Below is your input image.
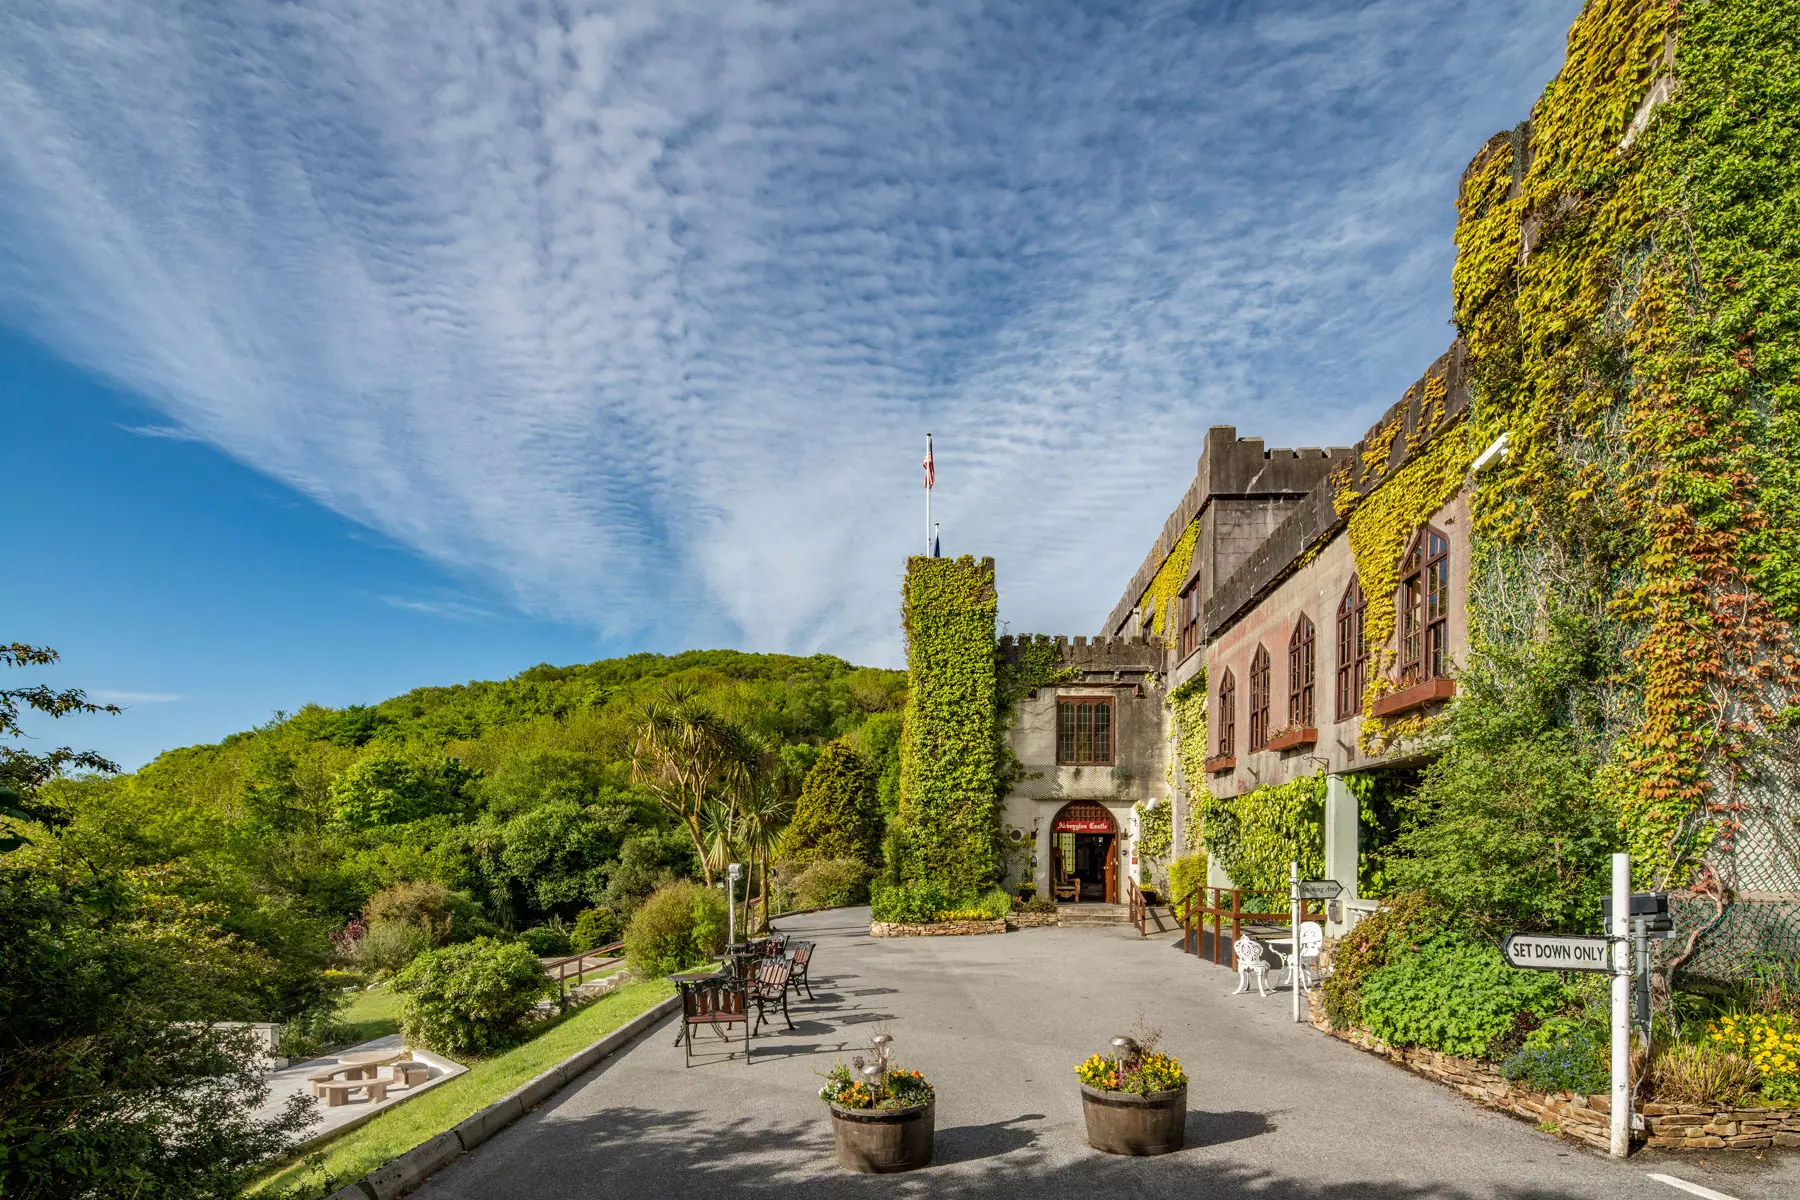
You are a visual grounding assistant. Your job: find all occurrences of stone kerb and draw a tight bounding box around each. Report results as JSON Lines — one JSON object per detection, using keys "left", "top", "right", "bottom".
{"left": 869, "top": 918, "right": 1006, "bottom": 937}
{"left": 1305, "top": 993, "right": 1800, "bottom": 1151}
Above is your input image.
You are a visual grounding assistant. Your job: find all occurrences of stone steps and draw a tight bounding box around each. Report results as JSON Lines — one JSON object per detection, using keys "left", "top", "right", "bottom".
{"left": 1056, "top": 904, "right": 1131, "bottom": 927}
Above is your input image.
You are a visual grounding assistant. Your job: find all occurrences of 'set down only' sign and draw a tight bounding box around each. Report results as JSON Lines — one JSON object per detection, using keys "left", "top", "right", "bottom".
{"left": 1501, "top": 933, "right": 1612, "bottom": 973}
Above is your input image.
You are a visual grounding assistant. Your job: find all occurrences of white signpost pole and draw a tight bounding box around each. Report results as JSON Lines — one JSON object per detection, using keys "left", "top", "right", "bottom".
{"left": 1291, "top": 860, "right": 1303, "bottom": 1024}
{"left": 1610, "top": 852, "right": 1631, "bottom": 1159}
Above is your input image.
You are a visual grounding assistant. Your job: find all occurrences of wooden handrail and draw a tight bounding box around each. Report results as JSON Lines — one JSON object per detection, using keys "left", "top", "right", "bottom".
{"left": 542, "top": 942, "right": 625, "bottom": 996}
{"left": 1176, "top": 887, "right": 1325, "bottom": 965}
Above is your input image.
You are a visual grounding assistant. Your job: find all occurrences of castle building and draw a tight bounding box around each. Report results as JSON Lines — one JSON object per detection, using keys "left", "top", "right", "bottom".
{"left": 1002, "top": 343, "right": 1476, "bottom": 932}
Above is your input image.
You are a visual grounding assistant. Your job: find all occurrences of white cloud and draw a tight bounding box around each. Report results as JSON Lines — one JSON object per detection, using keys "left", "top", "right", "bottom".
{"left": 0, "top": 0, "right": 1583, "bottom": 664}
{"left": 376, "top": 594, "right": 498, "bottom": 622}
{"left": 89, "top": 690, "right": 183, "bottom": 705}
{"left": 115, "top": 423, "right": 200, "bottom": 441}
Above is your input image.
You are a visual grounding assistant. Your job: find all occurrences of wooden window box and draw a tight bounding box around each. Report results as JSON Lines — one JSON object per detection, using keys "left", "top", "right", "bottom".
{"left": 1371, "top": 676, "right": 1457, "bottom": 717}
{"left": 1204, "top": 754, "right": 1236, "bottom": 774}
{"left": 1266, "top": 726, "right": 1317, "bottom": 752}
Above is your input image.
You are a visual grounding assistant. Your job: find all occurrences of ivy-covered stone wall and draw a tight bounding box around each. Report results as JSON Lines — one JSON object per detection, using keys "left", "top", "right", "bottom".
{"left": 897, "top": 555, "right": 1002, "bottom": 896}
{"left": 1452, "top": 0, "right": 1800, "bottom": 901}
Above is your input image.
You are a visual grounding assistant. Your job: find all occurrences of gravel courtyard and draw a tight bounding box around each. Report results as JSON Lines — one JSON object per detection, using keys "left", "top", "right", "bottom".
{"left": 411, "top": 907, "right": 1796, "bottom": 1200}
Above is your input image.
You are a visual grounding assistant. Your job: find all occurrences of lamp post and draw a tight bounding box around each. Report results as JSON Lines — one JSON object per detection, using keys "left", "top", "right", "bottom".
{"left": 728, "top": 861, "right": 744, "bottom": 946}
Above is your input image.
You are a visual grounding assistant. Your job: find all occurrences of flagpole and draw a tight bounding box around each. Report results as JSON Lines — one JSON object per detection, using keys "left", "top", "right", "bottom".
{"left": 925, "top": 433, "right": 933, "bottom": 557}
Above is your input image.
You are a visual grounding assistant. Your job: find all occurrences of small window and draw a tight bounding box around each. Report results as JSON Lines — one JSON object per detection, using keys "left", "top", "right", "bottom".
{"left": 1216, "top": 669, "right": 1236, "bottom": 758}
{"left": 1248, "top": 644, "right": 1272, "bottom": 750}
{"left": 1288, "top": 615, "right": 1316, "bottom": 728}
{"left": 1057, "top": 697, "right": 1114, "bottom": 765}
{"left": 1399, "top": 528, "right": 1451, "bottom": 685}
{"left": 1178, "top": 580, "right": 1201, "bottom": 661}
{"left": 1336, "top": 578, "right": 1368, "bottom": 718}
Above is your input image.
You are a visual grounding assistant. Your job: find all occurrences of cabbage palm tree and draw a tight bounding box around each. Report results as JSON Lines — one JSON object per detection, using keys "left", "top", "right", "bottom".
{"left": 629, "top": 681, "right": 760, "bottom": 886}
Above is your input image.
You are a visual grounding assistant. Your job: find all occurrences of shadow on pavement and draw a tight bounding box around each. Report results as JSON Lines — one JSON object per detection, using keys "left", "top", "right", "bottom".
{"left": 456, "top": 1103, "right": 1620, "bottom": 1200}
{"left": 933, "top": 1113, "right": 1045, "bottom": 1164}
{"left": 1185, "top": 1109, "right": 1273, "bottom": 1149}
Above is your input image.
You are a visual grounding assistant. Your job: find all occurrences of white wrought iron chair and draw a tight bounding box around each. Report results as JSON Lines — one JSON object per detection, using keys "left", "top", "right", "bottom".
{"left": 1270, "top": 921, "right": 1324, "bottom": 993}
{"left": 1232, "top": 934, "right": 1271, "bottom": 997}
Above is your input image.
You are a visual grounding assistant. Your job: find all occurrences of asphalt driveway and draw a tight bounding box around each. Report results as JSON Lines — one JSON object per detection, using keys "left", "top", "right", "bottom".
{"left": 411, "top": 906, "right": 1797, "bottom": 1200}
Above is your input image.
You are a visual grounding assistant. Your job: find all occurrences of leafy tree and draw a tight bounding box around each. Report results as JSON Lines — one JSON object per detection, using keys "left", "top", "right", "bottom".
{"left": 628, "top": 681, "right": 762, "bottom": 884}
{"left": 602, "top": 831, "right": 697, "bottom": 915}
{"left": 1384, "top": 612, "right": 1620, "bottom": 933}
{"left": 777, "top": 741, "right": 881, "bottom": 867}
{"left": 496, "top": 798, "right": 633, "bottom": 915}
{"left": 329, "top": 748, "right": 474, "bottom": 829}
{"left": 0, "top": 644, "right": 312, "bottom": 1197}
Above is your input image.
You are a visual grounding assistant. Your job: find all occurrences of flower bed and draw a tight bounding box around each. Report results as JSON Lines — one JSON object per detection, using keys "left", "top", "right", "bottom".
{"left": 1309, "top": 994, "right": 1800, "bottom": 1151}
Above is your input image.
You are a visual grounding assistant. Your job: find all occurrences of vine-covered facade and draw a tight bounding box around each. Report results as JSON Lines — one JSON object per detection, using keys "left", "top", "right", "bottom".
{"left": 903, "top": 3, "right": 1799, "bottom": 972}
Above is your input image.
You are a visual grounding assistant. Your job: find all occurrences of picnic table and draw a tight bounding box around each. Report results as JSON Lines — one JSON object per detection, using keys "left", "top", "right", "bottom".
{"left": 309, "top": 1050, "right": 410, "bottom": 1107}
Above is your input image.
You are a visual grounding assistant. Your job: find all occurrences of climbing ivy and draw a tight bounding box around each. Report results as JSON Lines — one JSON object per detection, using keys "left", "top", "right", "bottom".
{"left": 1337, "top": 419, "right": 1472, "bottom": 751}
{"left": 1165, "top": 671, "right": 1208, "bottom": 851}
{"left": 1195, "top": 771, "right": 1326, "bottom": 898}
{"left": 1450, "top": 0, "right": 1800, "bottom": 883}
{"left": 1138, "top": 519, "right": 1200, "bottom": 638}
{"left": 896, "top": 556, "right": 1002, "bottom": 897}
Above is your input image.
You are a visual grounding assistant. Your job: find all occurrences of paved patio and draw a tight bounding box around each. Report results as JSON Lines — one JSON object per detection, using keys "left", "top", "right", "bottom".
{"left": 412, "top": 907, "right": 1797, "bottom": 1200}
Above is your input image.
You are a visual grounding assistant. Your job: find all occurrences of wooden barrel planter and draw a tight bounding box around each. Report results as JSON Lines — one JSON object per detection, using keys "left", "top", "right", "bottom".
{"left": 1079, "top": 1083, "right": 1187, "bottom": 1156}
{"left": 829, "top": 1099, "right": 935, "bottom": 1172}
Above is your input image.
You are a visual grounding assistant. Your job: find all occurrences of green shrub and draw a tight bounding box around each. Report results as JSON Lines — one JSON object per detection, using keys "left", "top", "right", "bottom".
{"left": 362, "top": 881, "right": 491, "bottom": 945}
{"left": 1651, "top": 1040, "right": 1761, "bottom": 1106}
{"left": 1167, "top": 853, "right": 1208, "bottom": 906}
{"left": 356, "top": 918, "right": 432, "bottom": 976}
{"left": 870, "top": 880, "right": 954, "bottom": 923}
{"left": 1360, "top": 932, "right": 1572, "bottom": 1059}
{"left": 570, "top": 906, "right": 620, "bottom": 952}
{"left": 390, "top": 937, "right": 555, "bottom": 1057}
{"left": 792, "top": 858, "right": 874, "bottom": 909}
{"left": 777, "top": 742, "right": 883, "bottom": 866}
{"left": 1500, "top": 1016, "right": 1609, "bottom": 1095}
{"left": 622, "top": 881, "right": 728, "bottom": 978}
{"left": 1320, "top": 891, "right": 1447, "bottom": 1029}
{"left": 518, "top": 926, "right": 571, "bottom": 958}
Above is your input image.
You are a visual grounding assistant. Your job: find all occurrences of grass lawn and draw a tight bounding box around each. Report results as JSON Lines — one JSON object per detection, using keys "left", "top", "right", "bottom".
{"left": 339, "top": 985, "right": 404, "bottom": 1045}
{"left": 251, "top": 978, "right": 675, "bottom": 1198}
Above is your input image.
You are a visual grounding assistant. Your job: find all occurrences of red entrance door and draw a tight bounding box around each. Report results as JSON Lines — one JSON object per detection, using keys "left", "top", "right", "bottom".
{"left": 1051, "top": 801, "right": 1118, "bottom": 904}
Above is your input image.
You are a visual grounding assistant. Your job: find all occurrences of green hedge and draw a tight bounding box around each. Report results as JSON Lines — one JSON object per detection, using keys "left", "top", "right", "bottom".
{"left": 896, "top": 556, "right": 1000, "bottom": 896}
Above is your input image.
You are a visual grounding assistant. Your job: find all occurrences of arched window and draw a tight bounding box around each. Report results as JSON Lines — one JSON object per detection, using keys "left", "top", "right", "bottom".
{"left": 1336, "top": 578, "right": 1367, "bottom": 718}
{"left": 1248, "top": 644, "right": 1272, "bottom": 750}
{"left": 1399, "top": 527, "right": 1451, "bottom": 684}
{"left": 1216, "top": 669, "right": 1236, "bottom": 758}
{"left": 1288, "top": 615, "right": 1315, "bottom": 728}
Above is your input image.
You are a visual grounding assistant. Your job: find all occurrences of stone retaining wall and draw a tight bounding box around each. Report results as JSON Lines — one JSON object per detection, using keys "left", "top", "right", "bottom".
{"left": 869, "top": 919, "right": 1006, "bottom": 937}
{"left": 1307, "top": 995, "right": 1800, "bottom": 1151}
{"left": 1005, "top": 912, "right": 1059, "bottom": 929}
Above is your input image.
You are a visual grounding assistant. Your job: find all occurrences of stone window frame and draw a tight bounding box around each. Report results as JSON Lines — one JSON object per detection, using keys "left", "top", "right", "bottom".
{"left": 1398, "top": 526, "right": 1452, "bottom": 685}
{"left": 1248, "top": 644, "right": 1272, "bottom": 750}
{"left": 1288, "top": 614, "right": 1316, "bottom": 728}
{"left": 1336, "top": 577, "right": 1368, "bottom": 719}
{"left": 1216, "top": 669, "right": 1236, "bottom": 758}
{"left": 1177, "top": 579, "right": 1201, "bottom": 661}
{"left": 1056, "top": 696, "right": 1115, "bottom": 766}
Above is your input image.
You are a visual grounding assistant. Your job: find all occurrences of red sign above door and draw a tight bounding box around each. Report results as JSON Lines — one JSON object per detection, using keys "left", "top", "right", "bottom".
{"left": 1053, "top": 817, "right": 1113, "bottom": 833}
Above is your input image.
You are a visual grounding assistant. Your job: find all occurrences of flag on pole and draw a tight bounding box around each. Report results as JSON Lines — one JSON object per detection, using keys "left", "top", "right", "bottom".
{"left": 923, "top": 435, "right": 935, "bottom": 490}
{"left": 932, "top": 522, "right": 941, "bottom": 559}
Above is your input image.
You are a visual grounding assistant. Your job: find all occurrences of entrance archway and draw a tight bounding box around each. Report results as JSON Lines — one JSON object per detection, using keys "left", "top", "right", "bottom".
{"left": 1050, "top": 801, "right": 1118, "bottom": 904}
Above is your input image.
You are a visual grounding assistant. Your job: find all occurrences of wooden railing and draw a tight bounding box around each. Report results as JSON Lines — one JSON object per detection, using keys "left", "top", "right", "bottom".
{"left": 541, "top": 942, "right": 624, "bottom": 998}
{"left": 1176, "top": 887, "right": 1326, "bottom": 965}
{"left": 1128, "top": 880, "right": 1145, "bottom": 936}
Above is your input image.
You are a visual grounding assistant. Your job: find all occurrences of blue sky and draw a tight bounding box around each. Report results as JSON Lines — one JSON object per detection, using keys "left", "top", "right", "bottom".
{"left": 1, "top": 0, "right": 1582, "bottom": 769}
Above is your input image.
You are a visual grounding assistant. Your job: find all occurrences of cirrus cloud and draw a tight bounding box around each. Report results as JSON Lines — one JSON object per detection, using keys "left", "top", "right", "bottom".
{"left": 0, "top": 0, "right": 1581, "bottom": 664}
